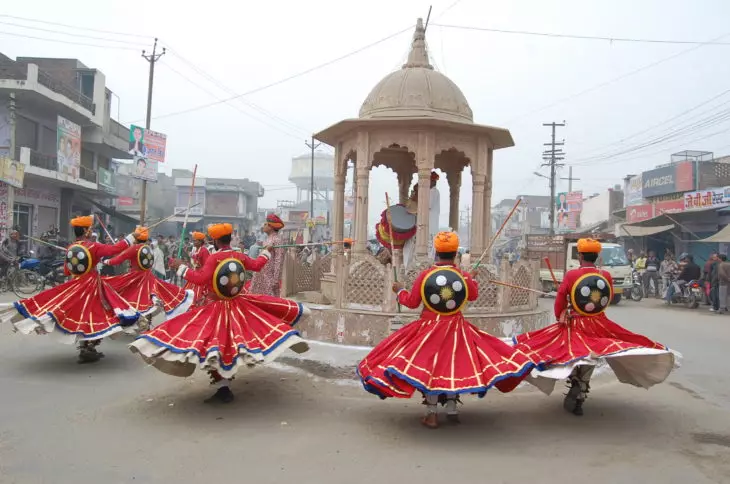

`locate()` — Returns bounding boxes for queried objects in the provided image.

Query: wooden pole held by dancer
[473,198,522,270]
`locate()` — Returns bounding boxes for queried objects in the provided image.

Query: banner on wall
[684,188,728,210]
[624,175,644,206]
[57,116,81,179]
[0,156,24,188]
[127,124,163,181]
[655,198,684,215]
[627,204,653,223]
[555,191,582,232]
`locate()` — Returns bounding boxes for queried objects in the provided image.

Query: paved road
[0,293,729,483]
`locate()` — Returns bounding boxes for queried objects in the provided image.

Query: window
[13,203,32,238]
[41,125,56,155]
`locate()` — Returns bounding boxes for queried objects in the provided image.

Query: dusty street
[1,295,729,484]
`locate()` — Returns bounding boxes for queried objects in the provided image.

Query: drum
[384,204,416,234]
[570,273,613,317]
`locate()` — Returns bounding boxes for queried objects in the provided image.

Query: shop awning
[620,224,675,237]
[698,224,730,242]
[166,216,202,223]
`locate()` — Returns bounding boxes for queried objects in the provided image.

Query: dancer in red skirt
[513,238,680,416]
[0,216,146,363]
[102,227,194,324]
[182,231,211,305]
[129,222,310,404]
[357,231,536,429]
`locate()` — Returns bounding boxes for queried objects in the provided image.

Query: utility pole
[561,165,580,193]
[139,38,165,225]
[304,136,321,222]
[542,122,566,235]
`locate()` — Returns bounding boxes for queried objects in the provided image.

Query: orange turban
[343,237,353,248]
[191,231,205,241]
[266,213,285,230]
[430,171,440,181]
[70,215,93,228]
[208,223,233,240]
[577,238,601,254]
[434,231,459,253]
[134,226,149,242]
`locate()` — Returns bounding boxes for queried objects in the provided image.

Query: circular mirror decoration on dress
[212,258,246,299]
[65,244,92,276]
[570,272,613,317]
[137,244,154,271]
[420,267,469,315]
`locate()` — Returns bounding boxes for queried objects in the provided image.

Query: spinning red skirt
[105,271,194,318]
[130,293,309,379]
[513,313,678,391]
[183,279,209,306]
[6,273,140,342]
[358,312,535,398]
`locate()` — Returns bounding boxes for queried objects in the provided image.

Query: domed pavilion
[314,18,514,270]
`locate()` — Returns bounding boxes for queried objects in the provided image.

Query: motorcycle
[667,277,703,309]
[624,268,644,302]
[20,253,66,288]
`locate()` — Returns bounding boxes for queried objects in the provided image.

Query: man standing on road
[717,254,730,313]
[710,254,723,312]
[643,250,660,298]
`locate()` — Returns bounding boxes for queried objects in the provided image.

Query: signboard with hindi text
[684,188,727,210]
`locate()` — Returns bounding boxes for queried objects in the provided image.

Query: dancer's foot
[572,399,584,416]
[446,413,461,424]
[77,349,102,364]
[563,379,581,414]
[421,413,439,429]
[204,387,234,404]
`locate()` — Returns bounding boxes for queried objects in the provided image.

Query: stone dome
[358,18,474,123]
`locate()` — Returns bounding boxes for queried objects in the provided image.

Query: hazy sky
[3,0,730,228]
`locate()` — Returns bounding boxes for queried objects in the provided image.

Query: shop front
[12,181,61,239]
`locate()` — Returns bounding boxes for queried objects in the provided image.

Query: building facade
[0,53,128,241]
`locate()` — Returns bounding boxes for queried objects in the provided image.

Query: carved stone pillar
[354,131,370,257]
[471,174,486,255]
[415,131,435,258]
[483,144,494,244]
[447,169,461,231]
[332,144,345,259]
[397,169,411,205]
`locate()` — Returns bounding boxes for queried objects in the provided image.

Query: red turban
[430,171,440,181]
[266,213,285,230]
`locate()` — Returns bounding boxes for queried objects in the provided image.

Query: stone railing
[281,248,333,296]
[338,255,539,313]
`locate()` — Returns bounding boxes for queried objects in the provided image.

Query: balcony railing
[15,146,58,171]
[37,70,96,114]
[80,165,97,184]
[109,119,129,140]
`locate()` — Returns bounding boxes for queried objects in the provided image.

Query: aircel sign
[641,162,695,198]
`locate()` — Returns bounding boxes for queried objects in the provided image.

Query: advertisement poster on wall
[555,191,582,231]
[128,124,163,182]
[98,166,115,193]
[655,198,684,215]
[0,156,24,188]
[56,116,81,180]
[624,175,644,206]
[627,204,653,223]
[641,162,695,198]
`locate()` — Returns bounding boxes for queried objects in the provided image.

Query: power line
[0,13,153,39]
[505,30,730,124]
[130,26,412,123]
[432,23,730,45]
[0,30,139,50]
[0,20,149,46]
[159,59,308,140]
[542,122,566,236]
[166,48,312,137]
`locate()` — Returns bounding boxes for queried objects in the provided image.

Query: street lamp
[533,171,549,180]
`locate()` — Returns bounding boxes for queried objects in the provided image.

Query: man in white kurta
[428,171,440,259]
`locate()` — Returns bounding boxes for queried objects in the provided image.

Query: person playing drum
[357,231,536,429]
[513,238,680,416]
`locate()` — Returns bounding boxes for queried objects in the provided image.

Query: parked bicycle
[0,256,44,298]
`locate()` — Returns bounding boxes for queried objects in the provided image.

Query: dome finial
[402,18,433,70]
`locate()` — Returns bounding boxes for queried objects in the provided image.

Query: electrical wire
[0,30,140,50]
[0,20,149,46]
[504,30,730,124]
[0,13,153,39]
[133,26,412,123]
[432,23,730,45]
[159,60,305,141]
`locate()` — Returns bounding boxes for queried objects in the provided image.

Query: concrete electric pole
[139,38,165,225]
[561,165,580,193]
[305,136,321,221]
[542,122,566,235]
